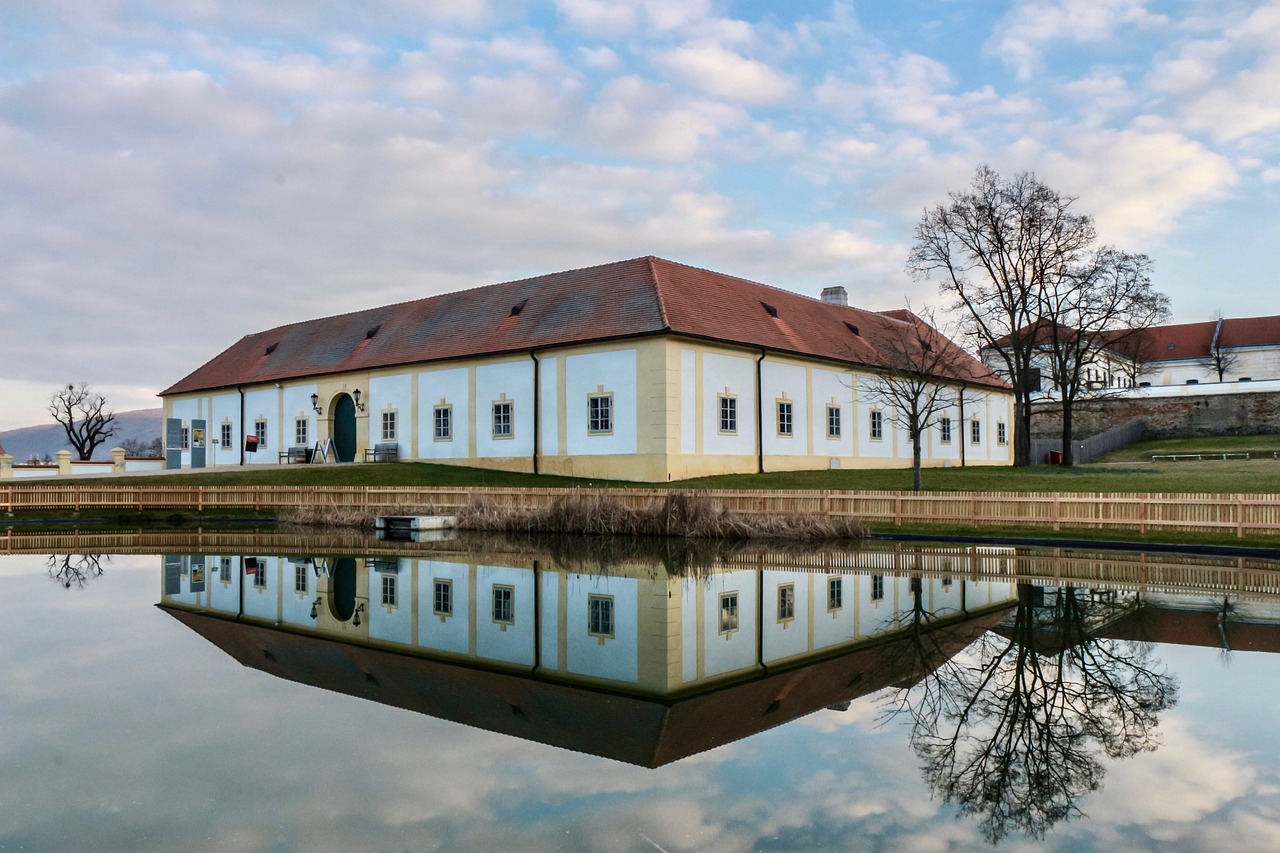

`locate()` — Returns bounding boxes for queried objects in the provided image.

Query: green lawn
[31,444,1280,494]
[1095,433,1280,463]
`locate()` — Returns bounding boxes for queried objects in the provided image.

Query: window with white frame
[940,416,952,443]
[433,404,452,441]
[294,564,308,594]
[381,574,397,608]
[871,575,884,601]
[777,400,793,436]
[719,394,737,434]
[970,418,981,444]
[254,419,268,449]
[870,409,883,440]
[219,557,232,585]
[588,393,613,434]
[253,563,268,589]
[828,577,843,611]
[180,426,191,450]
[997,421,1007,445]
[492,585,514,624]
[588,594,614,638]
[827,405,842,439]
[295,417,308,447]
[433,579,452,616]
[220,422,232,449]
[492,400,513,439]
[778,583,795,622]
[381,410,397,442]
[719,592,739,634]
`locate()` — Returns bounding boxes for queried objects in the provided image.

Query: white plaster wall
[369,562,412,646]
[370,374,413,457]
[279,559,315,628]
[243,388,279,465]
[681,349,697,455]
[539,356,559,457]
[681,577,699,683]
[565,574,638,683]
[417,367,470,460]
[700,570,759,679]
[565,348,637,456]
[475,360,534,459]
[811,368,853,459]
[474,565,535,666]
[762,570,810,663]
[932,401,963,462]
[417,560,471,656]
[761,361,808,457]
[243,557,279,620]
[812,573,858,649]
[856,376,893,459]
[207,392,241,466]
[539,570,559,670]
[206,555,241,615]
[280,384,318,452]
[855,574,902,638]
[701,352,757,455]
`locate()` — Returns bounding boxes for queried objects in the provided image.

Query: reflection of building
[160,551,1017,765]
[160,257,1013,480]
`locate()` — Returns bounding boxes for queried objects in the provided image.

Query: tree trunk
[1060,402,1075,467]
[1014,395,1033,467]
[913,433,923,492]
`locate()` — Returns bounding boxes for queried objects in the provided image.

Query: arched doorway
[332,393,357,462]
[328,558,358,621]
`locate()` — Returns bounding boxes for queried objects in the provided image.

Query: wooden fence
[4,483,1280,539]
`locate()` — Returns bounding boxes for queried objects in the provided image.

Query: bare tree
[48,383,117,461]
[1039,249,1170,465]
[908,167,1100,466]
[120,436,163,458]
[889,583,1178,843]
[47,554,109,589]
[864,306,970,491]
[1204,312,1239,382]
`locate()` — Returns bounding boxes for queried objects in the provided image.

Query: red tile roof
[1217,315,1280,350]
[1141,320,1217,360]
[161,256,1007,396]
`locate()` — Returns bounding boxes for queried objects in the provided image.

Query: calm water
[5,533,1280,852]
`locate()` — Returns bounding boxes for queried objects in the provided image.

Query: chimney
[820,286,848,307]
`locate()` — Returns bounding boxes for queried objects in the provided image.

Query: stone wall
[1031,391,1280,439]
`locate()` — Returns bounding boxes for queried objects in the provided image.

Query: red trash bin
[1048,450,1063,465]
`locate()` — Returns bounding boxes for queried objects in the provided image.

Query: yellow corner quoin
[158,257,1015,482]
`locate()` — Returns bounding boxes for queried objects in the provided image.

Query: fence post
[970,493,978,528]
[895,493,903,526]
[1237,494,1244,539]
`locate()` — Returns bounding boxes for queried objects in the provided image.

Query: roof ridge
[646,256,671,330]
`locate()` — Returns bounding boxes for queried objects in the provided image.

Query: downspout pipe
[238,386,245,466]
[959,384,967,468]
[530,351,540,475]
[756,350,767,474]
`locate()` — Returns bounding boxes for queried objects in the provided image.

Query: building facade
[161,257,1014,481]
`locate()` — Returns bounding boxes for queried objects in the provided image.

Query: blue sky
[2,0,1278,430]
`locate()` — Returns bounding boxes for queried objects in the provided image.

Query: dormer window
[761,302,778,318]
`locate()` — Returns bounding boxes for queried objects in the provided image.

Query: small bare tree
[1204,312,1239,382]
[864,306,971,492]
[49,383,117,461]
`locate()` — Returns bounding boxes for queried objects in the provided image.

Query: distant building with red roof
[160,257,1013,480]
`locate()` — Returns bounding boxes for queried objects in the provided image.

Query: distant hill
[0,408,162,462]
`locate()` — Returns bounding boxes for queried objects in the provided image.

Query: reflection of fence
[5,484,1280,539]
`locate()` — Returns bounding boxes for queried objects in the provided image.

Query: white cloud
[654,42,795,104]
[988,0,1169,79]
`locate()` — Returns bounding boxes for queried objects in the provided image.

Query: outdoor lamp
[310,596,322,619]
[353,389,366,412]
[353,602,366,627]
[311,393,322,414]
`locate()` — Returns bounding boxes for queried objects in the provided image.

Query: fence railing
[4,484,1280,538]
[1030,418,1145,466]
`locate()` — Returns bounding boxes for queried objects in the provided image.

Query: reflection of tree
[47,554,109,589]
[888,583,1179,844]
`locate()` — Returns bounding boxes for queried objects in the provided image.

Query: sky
[2,0,1278,431]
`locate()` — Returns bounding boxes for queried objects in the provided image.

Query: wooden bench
[364,443,400,463]
[279,446,309,464]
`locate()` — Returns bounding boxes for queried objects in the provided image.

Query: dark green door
[329,557,357,621]
[334,394,356,462]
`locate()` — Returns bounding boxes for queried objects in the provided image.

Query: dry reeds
[278,503,438,531]
[455,489,867,542]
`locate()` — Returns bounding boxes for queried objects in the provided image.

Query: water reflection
[886,583,1178,843]
[158,548,1018,767]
